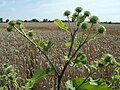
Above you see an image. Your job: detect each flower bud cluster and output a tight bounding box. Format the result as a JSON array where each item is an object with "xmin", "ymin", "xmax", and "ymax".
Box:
[
  {"xmin": 63, "ymin": 6, "xmax": 100, "ymax": 28},
  {"xmin": 7, "ymin": 20, "xmax": 23, "ymax": 32},
  {"xmin": 90, "ymin": 54, "xmax": 117, "ymax": 69},
  {"xmin": 0, "ymin": 64, "xmax": 17, "ymax": 87},
  {"xmin": 98, "ymin": 54, "xmax": 117, "ymax": 68}
]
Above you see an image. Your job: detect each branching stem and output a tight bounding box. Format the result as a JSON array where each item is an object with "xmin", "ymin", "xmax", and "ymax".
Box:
[{"xmin": 14, "ymin": 26, "xmax": 60, "ymax": 77}]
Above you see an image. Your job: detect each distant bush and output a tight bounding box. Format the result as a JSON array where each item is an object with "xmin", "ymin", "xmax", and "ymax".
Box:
[
  {"xmin": 6, "ymin": 19, "xmax": 9, "ymax": 23},
  {"xmin": 30, "ymin": 19, "xmax": 39, "ymax": 22},
  {"xmin": 108, "ymin": 21, "xmax": 112, "ymax": 24},
  {"xmin": 24, "ymin": 20, "xmax": 28, "ymax": 22},
  {"xmin": 0, "ymin": 18, "xmax": 3, "ymax": 22},
  {"xmin": 43, "ymin": 19, "xmax": 48, "ymax": 22}
]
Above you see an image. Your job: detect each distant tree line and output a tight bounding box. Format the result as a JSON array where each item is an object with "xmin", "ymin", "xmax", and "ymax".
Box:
[{"xmin": 0, "ymin": 17, "xmax": 120, "ymax": 24}]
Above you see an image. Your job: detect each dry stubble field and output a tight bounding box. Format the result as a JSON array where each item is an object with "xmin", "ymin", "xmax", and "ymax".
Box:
[{"xmin": 0, "ymin": 22, "xmax": 120, "ymax": 90}]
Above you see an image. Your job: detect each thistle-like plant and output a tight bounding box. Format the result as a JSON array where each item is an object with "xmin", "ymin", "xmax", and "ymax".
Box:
[{"xmin": 6, "ymin": 6, "xmax": 119, "ymax": 90}]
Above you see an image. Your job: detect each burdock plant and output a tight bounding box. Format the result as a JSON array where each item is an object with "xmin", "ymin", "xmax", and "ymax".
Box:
[{"xmin": 6, "ymin": 6, "xmax": 119, "ymax": 90}]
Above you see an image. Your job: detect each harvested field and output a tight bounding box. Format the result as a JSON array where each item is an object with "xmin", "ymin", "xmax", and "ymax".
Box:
[{"xmin": 0, "ymin": 22, "xmax": 120, "ymax": 90}]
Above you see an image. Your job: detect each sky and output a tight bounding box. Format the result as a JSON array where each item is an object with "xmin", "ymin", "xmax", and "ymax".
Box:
[{"xmin": 0, "ymin": 0, "xmax": 120, "ymax": 22}]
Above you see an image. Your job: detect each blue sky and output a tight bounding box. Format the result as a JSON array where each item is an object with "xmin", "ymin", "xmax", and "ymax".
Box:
[{"xmin": 0, "ymin": 0, "xmax": 120, "ymax": 22}]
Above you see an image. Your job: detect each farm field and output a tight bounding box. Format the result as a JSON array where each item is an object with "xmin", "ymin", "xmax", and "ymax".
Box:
[{"xmin": 0, "ymin": 22, "xmax": 120, "ymax": 90}]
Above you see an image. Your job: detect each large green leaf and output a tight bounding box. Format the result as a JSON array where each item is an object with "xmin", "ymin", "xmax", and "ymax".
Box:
[
  {"xmin": 54, "ymin": 19, "xmax": 68, "ymax": 30},
  {"xmin": 25, "ymin": 67, "xmax": 53, "ymax": 90},
  {"xmin": 73, "ymin": 78, "xmax": 112, "ymax": 90},
  {"xmin": 65, "ymin": 78, "xmax": 112, "ymax": 90}
]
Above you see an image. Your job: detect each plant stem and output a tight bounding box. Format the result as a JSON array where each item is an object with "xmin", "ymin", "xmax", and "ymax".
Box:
[
  {"xmin": 68, "ymin": 30, "xmax": 76, "ymax": 57},
  {"xmin": 57, "ymin": 24, "xmax": 94, "ymax": 90},
  {"xmin": 57, "ymin": 76, "xmax": 62, "ymax": 90},
  {"xmin": 14, "ymin": 26, "xmax": 60, "ymax": 77},
  {"xmin": 57, "ymin": 29, "xmax": 78, "ymax": 90},
  {"xmin": 76, "ymin": 73, "xmax": 91, "ymax": 90},
  {"xmin": 67, "ymin": 16, "xmax": 71, "ymax": 31}
]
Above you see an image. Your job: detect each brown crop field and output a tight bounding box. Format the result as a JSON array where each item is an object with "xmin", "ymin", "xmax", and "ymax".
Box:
[{"xmin": 0, "ymin": 22, "xmax": 120, "ymax": 90}]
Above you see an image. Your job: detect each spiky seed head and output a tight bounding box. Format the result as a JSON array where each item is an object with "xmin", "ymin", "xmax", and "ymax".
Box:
[
  {"xmin": 64, "ymin": 10, "xmax": 71, "ymax": 16},
  {"xmin": 73, "ymin": 12, "xmax": 79, "ymax": 17},
  {"xmin": 28, "ymin": 31, "xmax": 34, "ymax": 37},
  {"xmin": 84, "ymin": 11, "xmax": 91, "ymax": 17},
  {"xmin": 81, "ymin": 22, "xmax": 88, "ymax": 29},
  {"xmin": 89, "ymin": 15, "xmax": 99, "ymax": 24},
  {"xmin": 8, "ymin": 20, "xmax": 16, "ymax": 26},
  {"xmin": 7, "ymin": 26, "xmax": 13, "ymax": 32},
  {"xmin": 98, "ymin": 26, "xmax": 106, "ymax": 34},
  {"xmin": 16, "ymin": 20, "xmax": 23, "ymax": 25},
  {"xmin": 75, "ymin": 7, "xmax": 83, "ymax": 13}
]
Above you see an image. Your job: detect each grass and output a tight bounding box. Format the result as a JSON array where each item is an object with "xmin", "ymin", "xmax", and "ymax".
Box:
[{"xmin": 0, "ymin": 22, "xmax": 120, "ymax": 89}]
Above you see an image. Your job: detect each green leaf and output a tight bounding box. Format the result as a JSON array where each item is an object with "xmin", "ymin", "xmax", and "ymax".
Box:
[
  {"xmin": 54, "ymin": 19, "xmax": 68, "ymax": 30},
  {"xmin": 65, "ymin": 41, "xmax": 71, "ymax": 47},
  {"xmin": 89, "ymin": 78, "xmax": 106, "ymax": 86},
  {"xmin": 73, "ymin": 77, "xmax": 112, "ymax": 90},
  {"xmin": 72, "ymin": 52, "xmax": 87, "ymax": 67},
  {"xmin": 36, "ymin": 38, "xmax": 45, "ymax": 48},
  {"xmin": 65, "ymin": 80, "xmax": 75, "ymax": 90},
  {"xmin": 64, "ymin": 56, "xmax": 70, "ymax": 61},
  {"xmin": 72, "ymin": 35, "xmax": 81, "ymax": 48},
  {"xmin": 43, "ymin": 41, "xmax": 53, "ymax": 53},
  {"xmin": 25, "ymin": 67, "xmax": 53, "ymax": 90},
  {"xmin": 73, "ymin": 77, "xmax": 86, "ymax": 87},
  {"xmin": 36, "ymin": 39, "xmax": 53, "ymax": 53},
  {"xmin": 33, "ymin": 67, "xmax": 53, "ymax": 81}
]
